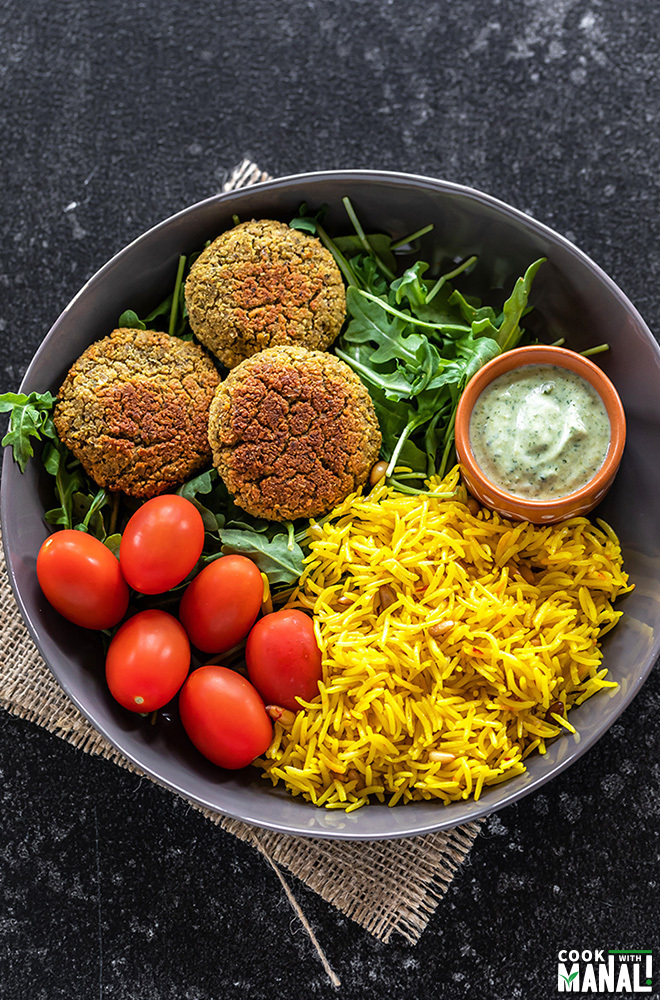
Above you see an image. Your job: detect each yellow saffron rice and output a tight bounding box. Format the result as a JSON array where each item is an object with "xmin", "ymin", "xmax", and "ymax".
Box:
[{"xmin": 258, "ymin": 467, "xmax": 633, "ymax": 811}]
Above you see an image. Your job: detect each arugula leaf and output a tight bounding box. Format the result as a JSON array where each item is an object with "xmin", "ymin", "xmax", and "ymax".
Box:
[
  {"xmin": 290, "ymin": 217, "xmax": 318, "ymax": 235},
  {"xmin": 343, "ymin": 287, "xmax": 426, "ymax": 366},
  {"xmin": 73, "ymin": 488, "xmax": 109, "ymax": 534},
  {"xmin": 176, "ymin": 466, "xmax": 305, "ymax": 587},
  {"xmin": 391, "ymin": 262, "xmax": 432, "ymax": 309},
  {"xmin": 361, "ymin": 382, "xmax": 424, "ymax": 467},
  {"xmin": 43, "ymin": 459, "xmax": 83, "ymax": 527},
  {"xmin": 332, "ymin": 220, "xmax": 545, "ymax": 486},
  {"xmin": 359, "ymin": 288, "xmax": 469, "ymax": 334},
  {"xmin": 289, "ymin": 202, "xmax": 327, "ymax": 236},
  {"xmin": 214, "ymin": 528, "xmax": 304, "ymax": 585},
  {"xmin": 41, "ymin": 437, "xmax": 110, "ymax": 535},
  {"xmin": 349, "ymin": 254, "xmax": 390, "ymax": 296},
  {"xmin": 446, "ymin": 328, "xmax": 501, "ymax": 385},
  {"xmin": 0, "ymin": 391, "xmax": 58, "ymax": 472},
  {"xmin": 190, "ymin": 498, "xmax": 222, "ymax": 534},
  {"xmin": 334, "ymin": 233, "xmax": 396, "ymax": 279},
  {"xmin": 340, "ymin": 197, "xmax": 395, "ymax": 279},
  {"xmin": 168, "ymin": 255, "xmax": 187, "ymax": 338},
  {"xmin": 0, "ymin": 389, "xmax": 113, "ymax": 538},
  {"xmin": 143, "ymin": 297, "xmax": 173, "ymax": 324},
  {"xmin": 117, "ymin": 309, "xmax": 146, "ymax": 330},
  {"xmin": 448, "ymin": 289, "xmax": 498, "ymax": 328},
  {"xmin": 495, "ymin": 257, "xmax": 546, "ymax": 351},
  {"xmin": 104, "ymin": 533, "xmax": 122, "ymax": 557},
  {"xmin": 176, "ymin": 467, "xmax": 217, "ymax": 500}
]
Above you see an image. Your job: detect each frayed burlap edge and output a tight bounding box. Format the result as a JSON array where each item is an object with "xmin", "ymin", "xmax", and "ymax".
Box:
[{"xmin": 0, "ymin": 161, "xmax": 482, "ymax": 945}]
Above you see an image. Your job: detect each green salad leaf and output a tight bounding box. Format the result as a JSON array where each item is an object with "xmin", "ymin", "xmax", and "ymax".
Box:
[
  {"xmin": 0, "ymin": 391, "xmax": 113, "ymax": 536},
  {"xmin": 0, "ymin": 391, "xmax": 58, "ymax": 472},
  {"xmin": 214, "ymin": 528, "xmax": 304, "ymax": 585},
  {"xmin": 42, "ymin": 437, "xmax": 111, "ymax": 536},
  {"xmin": 299, "ymin": 199, "xmax": 547, "ymax": 485},
  {"xmin": 117, "ymin": 309, "xmax": 146, "ymax": 330},
  {"xmin": 176, "ymin": 469, "xmax": 304, "ymax": 587}
]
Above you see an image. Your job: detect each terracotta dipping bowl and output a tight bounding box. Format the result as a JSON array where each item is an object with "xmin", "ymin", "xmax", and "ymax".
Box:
[{"xmin": 455, "ymin": 344, "xmax": 627, "ymax": 524}]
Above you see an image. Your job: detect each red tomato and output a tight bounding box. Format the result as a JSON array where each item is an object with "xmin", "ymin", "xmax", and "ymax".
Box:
[
  {"xmin": 119, "ymin": 495, "xmax": 205, "ymax": 594},
  {"xmin": 36, "ymin": 529, "xmax": 129, "ymax": 630},
  {"xmin": 246, "ymin": 609, "xmax": 322, "ymax": 711},
  {"xmin": 179, "ymin": 665, "xmax": 273, "ymax": 769},
  {"xmin": 178, "ymin": 555, "xmax": 263, "ymax": 653},
  {"xmin": 105, "ymin": 610, "xmax": 190, "ymax": 712}
]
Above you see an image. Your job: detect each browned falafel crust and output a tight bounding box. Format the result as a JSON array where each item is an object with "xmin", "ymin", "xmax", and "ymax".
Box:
[
  {"xmin": 53, "ymin": 328, "xmax": 219, "ymax": 499},
  {"xmin": 184, "ymin": 219, "xmax": 346, "ymax": 369},
  {"xmin": 208, "ymin": 345, "xmax": 382, "ymax": 521}
]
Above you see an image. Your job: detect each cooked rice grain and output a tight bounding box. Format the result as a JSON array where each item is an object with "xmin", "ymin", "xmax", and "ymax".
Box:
[{"xmin": 257, "ymin": 467, "xmax": 633, "ymax": 809}]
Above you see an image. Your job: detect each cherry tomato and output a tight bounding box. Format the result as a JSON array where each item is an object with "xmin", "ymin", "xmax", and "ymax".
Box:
[
  {"xmin": 179, "ymin": 554, "xmax": 263, "ymax": 653},
  {"xmin": 246, "ymin": 609, "xmax": 322, "ymax": 711},
  {"xmin": 105, "ymin": 610, "xmax": 190, "ymax": 713},
  {"xmin": 36, "ymin": 529, "xmax": 129, "ymax": 630},
  {"xmin": 119, "ymin": 495, "xmax": 205, "ymax": 595},
  {"xmin": 179, "ymin": 665, "xmax": 273, "ymax": 769}
]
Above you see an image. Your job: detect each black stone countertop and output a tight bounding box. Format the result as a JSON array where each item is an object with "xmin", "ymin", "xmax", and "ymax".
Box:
[{"xmin": 1, "ymin": 2, "xmax": 658, "ymax": 997}]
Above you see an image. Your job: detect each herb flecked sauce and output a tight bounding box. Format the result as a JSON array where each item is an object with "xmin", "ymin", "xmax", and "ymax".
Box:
[{"xmin": 469, "ymin": 364, "xmax": 611, "ymax": 500}]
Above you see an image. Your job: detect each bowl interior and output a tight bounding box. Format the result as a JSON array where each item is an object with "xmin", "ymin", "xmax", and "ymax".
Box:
[{"xmin": 3, "ymin": 171, "xmax": 660, "ymax": 840}]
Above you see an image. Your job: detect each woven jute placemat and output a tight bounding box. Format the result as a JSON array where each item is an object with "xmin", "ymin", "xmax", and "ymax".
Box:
[{"xmin": 0, "ymin": 160, "xmax": 481, "ymax": 957}]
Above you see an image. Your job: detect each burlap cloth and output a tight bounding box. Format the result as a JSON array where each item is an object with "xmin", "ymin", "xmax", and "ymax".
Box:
[{"xmin": 0, "ymin": 160, "xmax": 481, "ymax": 949}]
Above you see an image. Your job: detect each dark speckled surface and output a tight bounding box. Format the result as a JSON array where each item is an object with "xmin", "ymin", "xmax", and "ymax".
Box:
[{"xmin": 1, "ymin": 1, "xmax": 659, "ymax": 996}]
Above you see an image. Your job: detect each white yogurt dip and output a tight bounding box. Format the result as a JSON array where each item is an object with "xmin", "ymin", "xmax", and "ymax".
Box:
[{"xmin": 468, "ymin": 363, "xmax": 611, "ymax": 500}]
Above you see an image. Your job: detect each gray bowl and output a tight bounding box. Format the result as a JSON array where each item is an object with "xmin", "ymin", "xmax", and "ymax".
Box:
[{"xmin": 3, "ymin": 170, "xmax": 660, "ymax": 840}]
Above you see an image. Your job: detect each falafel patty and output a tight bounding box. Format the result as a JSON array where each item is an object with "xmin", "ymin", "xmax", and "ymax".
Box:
[
  {"xmin": 208, "ymin": 345, "xmax": 382, "ymax": 521},
  {"xmin": 185, "ymin": 219, "xmax": 346, "ymax": 369},
  {"xmin": 54, "ymin": 328, "xmax": 219, "ymax": 499}
]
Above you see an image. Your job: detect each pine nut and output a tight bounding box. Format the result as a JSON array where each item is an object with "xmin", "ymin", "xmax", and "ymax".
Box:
[
  {"xmin": 377, "ymin": 584, "xmax": 396, "ymax": 612},
  {"xmin": 545, "ymin": 700, "xmax": 563, "ymax": 722},
  {"xmin": 369, "ymin": 460, "xmax": 389, "ymax": 487},
  {"xmin": 428, "ymin": 620, "xmax": 456, "ymax": 637},
  {"xmin": 516, "ymin": 565, "xmax": 535, "ymax": 584},
  {"xmin": 266, "ymin": 705, "xmax": 296, "ymax": 726}
]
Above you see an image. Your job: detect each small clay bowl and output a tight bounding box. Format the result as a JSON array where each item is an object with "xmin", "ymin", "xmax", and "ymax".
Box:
[{"xmin": 455, "ymin": 345, "xmax": 626, "ymax": 524}]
